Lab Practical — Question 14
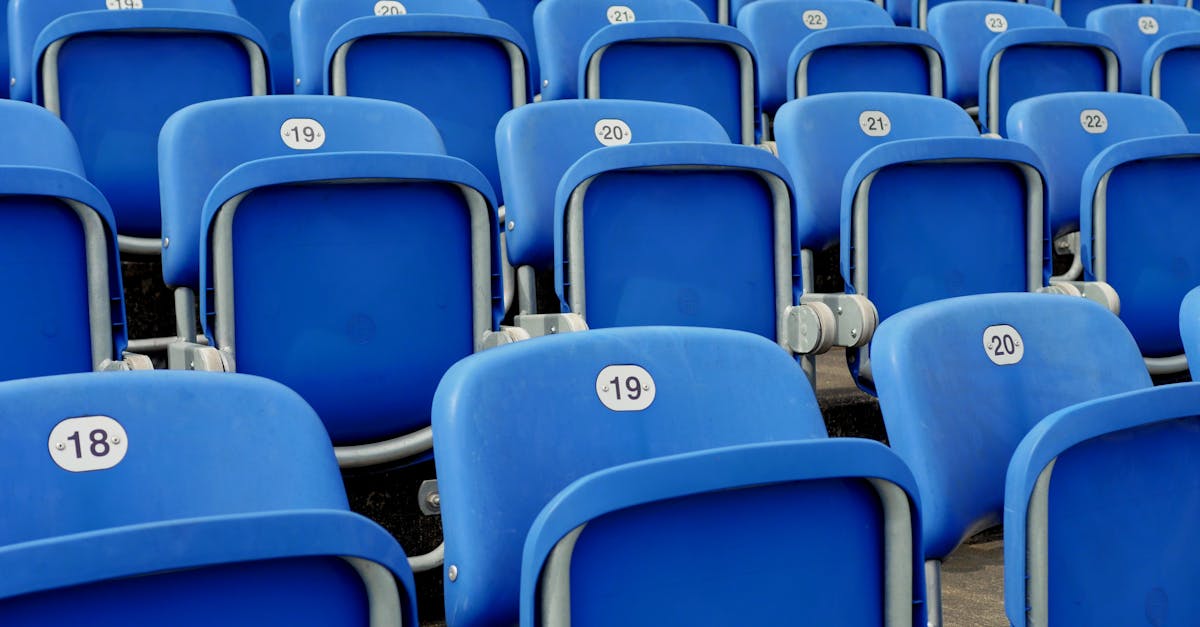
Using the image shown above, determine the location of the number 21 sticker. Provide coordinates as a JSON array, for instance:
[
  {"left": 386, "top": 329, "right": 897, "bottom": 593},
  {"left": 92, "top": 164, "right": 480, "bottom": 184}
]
[
  {"left": 983, "top": 324, "right": 1024, "bottom": 366},
  {"left": 859, "top": 111, "right": 891, "bottom": 137},
  {"left": 48, "top": 416, "right": 128, "bottom": 473},
  {"left": 596, "top": 365, "right": 656, "bottom": 411}
]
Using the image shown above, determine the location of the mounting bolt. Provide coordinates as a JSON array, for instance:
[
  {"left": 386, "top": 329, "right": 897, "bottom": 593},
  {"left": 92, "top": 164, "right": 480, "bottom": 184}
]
[
  {"left": 448, "top": 565, "right": 459, "bottom": 582},
  {"left": 849, "top": 329, "right": 858, "bottom": 339},
  {"left": 643, "top": 384, "right": 650, "bottom": 391},
  {"left": 163, "top": 237, "right": 170, "bottom": 248},
  {"left": 425, "top": 492, "right": 440, "bottom": 509},
  {"left": 602, "top": 385, "right": 609, "bottom": 392},
  {"left": 507, "top": 221, "right": 515, "bottom": 231},
  {"left": 111, "top": 436, "right": 121, "bottom": 445},
  {"left": 549, "top": 326, "right": 557, "bottom": 334},
  {"left": 55, "top": 442, "right": 65, "bottom": 451}
]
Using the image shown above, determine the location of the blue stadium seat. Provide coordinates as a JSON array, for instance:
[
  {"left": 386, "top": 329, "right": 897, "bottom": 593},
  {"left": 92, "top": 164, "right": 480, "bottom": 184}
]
[
  {"left": 434, "top": 326, "right": 924, "bottom": 626},
  {"left": 0, "top": 371, "right": 417, "bottom": 626},
  {"left": 1031, "top": 0, "right": 1145, "bottom": 27},
  {"left": 290, "top": 0, "right": 532, "bottom": 204},
  {"left": 233, "top": 0, "right": 295, "bottom": 94},
  {"left": 159, "top": 95, "right": 507, "bottom": 468},
  {"left": 1008, "top": 93, "right": 1196, "bottom": 372},
  {"left": 738, "top": 0, "right": 945, "bottom": 123},
  {"left": 534, "top": 0, "right": 761, "bottom": 144},
  {"left": 916, "top": 0, "right": 1019, "bottom": 30},
  {"left": 929, "top": 1, "right": 1066, "bottom": 108},
  {"left": 1142, "top": 30, "right": 1200, "bottom": 131},
  {"left": 871, "top": 293, "right": 1152, "bottom": 625},
  {"left": 1004, "top": 382, "right": 1200, "bottom": 626},
  {"left": 774, "top": 92, "right": 1047, "bottom": 391},
  {"left": 477, "top": 0, "right": 543, "bottom": 82},
  {"left": 1087, "top": 4, "right": 1200, "bottom": 93},
  {"left": 8, "top": 0, "right": 270, "bottom": 252},
  {"left": 0, "top": 100, "right": 147, "bottom": 379},
  {"left": 977, "top": 21, "right": 1118, "bottom": 135},
  {"left": 692, "top": 0, "right": 727, "bottom": 22}
]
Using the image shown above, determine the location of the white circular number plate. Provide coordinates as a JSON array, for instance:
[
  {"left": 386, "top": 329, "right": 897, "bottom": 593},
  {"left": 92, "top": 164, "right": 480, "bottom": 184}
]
[
  {"left": 281, "top": 118, "right": 327, "bottom": 150},
  {"left": 596, "top": 365, "right": 656, "bottom": 412},
  {"left": 375, "top": 1, "right": 407, "bottom": 16},
  {"left": 803, "top": 10, "right": 829, "bottom": 30},
  {"left": 859, "top": 110, "right": 892, "bottom": 137},
  {"left": 983, "top": 324, "right": 1024, "bottom": 366},
  {"left": 594, "top": 119, "right": 632, "bottom": 146},
  {"left": 1079, "top": 109, "right": 1108, "bottom": 134},
  {"left": 607, "top": 5, "right": 636, "bottom": 23},
  {"left": 48, "top": 416, "right": 129, "bottom": 473},
  {"left": 985, "top": 13, "right": 1008, "bottom": 33},
  {"left": 1139, "top": 16, "right": 1159, "bottom": 35},
  {"left": 106, "top": 0, "right": 143, "bottom": 9}
]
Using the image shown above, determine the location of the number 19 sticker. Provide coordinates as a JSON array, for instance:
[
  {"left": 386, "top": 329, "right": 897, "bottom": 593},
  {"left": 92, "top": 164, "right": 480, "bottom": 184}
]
[
  {"left": 281, "top": 118, "right": 327, "bottom": 150},
  {"left": 596, "top": 365, "right": 655, "bottom": 411},
  {"left": 49, "top": 416, "right": 128, "bottom": 473},
  {"left": 983, "top": 324, "right": 1024, "bottom": 366}
]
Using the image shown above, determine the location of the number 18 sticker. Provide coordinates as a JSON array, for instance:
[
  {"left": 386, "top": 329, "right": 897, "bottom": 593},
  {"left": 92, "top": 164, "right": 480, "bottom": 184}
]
[
  {"left": 596, "top": 365, "right": 655, "bottom": 411},
  {"left": 983, "top": 324, "right": 1024, "bottom": 366},
  {"left": 48, "top": 416, "right": 128, "bottom": 473}
]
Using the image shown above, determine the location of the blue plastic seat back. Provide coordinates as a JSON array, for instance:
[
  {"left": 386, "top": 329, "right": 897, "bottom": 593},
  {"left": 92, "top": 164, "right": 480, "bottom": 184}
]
[
  {"left": 535, "top": 0, "right": 758, "bottom": 143},
  {"left": 1006, "top": 92, "right": 1186, "bottom": 238},
  {"left": 0, "top": 371, "right": 416, "bottom": 626},
  {"left": 1031, "top": 0, "right": 1143, "bottom": 26},
  {"left": 496, "top": 99, "right": 730, "bottom": 269},
  {"left": 160, "top": 95, "right": 445, "bottom": 291},
  {"left": 738, "top": 0, "right": 896, "bottom": 112},
  {"left": 691, "top": 0, "right": 724, "bottom": 21},
  {"left": 10, "top": 0, "right": 270, "bottom": 239},
  {"left": 0, "top": 100, "right": 125, "bottom": 381},
  {"left": 1004, "top": 383, "right": 1200, "bottom": 627},
  {"left": 732, "top": 0, "right": 884, "bottom": 24},
  {"left": 929, "top": 1, "right": 1065, "bottom": 107},
  {"left": 522, "top": 439, "right": 925, "bottom": 627},
  {"left": 980, "top": 26, "right": 1119, "bottom": 136},
  {"left": 773, "top": 92, "right": 979, "bottom": 251},
  {"left": 1183, "top": 286, "right": 1200, "bottom": 376},
  {"left": 290, "top": 0, "right": 529, "bottom": 204},
  {"left": 433, "top": 326, "right": 828, "bottom": 626},
  {"left": 872, "top": 293, "right": 1151, "bottom": 560},
  {"left": 1146, "top": 32, "right": 1200, "bottom": 131},
  {"left": 535, "top": 0, "right": 708, "bottom": 100},
  {"left": 233, "top": 0, "right": 295, "bottom": 93},
  {"left": 1087, "top": 5, "right": 1200, "bottom": 92},
  {"left": 553, "top": 142, "right": 793, "bottom": 338},
  {"left": 916, "top": 0, "right": 1019, "bottom": 30},
  {"left": 478, "top": 0, "right": 543, "bottom": 81}
]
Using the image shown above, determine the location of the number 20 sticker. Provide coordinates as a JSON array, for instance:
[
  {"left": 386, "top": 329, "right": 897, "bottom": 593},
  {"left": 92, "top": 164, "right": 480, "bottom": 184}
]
[
  {"left": 983, "top": 324, "right": 1024, "bottom": 366},
  {"left": 594, "top": 119, "right": 632, "bottom": 146},
  {"left": 48, "top": 416, "right": 128, "bottom": 473},
  {"left": 281, "top": 118, "right": 327, "bottom": 150},
  {"left": 596, "top": 365, "right": 656, "bottom": 411},
  {"left": 106, "top": 0, "right": 143, "bottom": 9},
  {"left": 375, "top": 1, "right": 407, "bottom": 16}
]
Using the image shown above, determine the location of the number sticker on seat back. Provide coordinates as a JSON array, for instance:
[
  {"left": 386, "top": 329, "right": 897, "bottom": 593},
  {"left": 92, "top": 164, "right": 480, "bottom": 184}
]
[
  {"left": 1139, "top": 16, "right": 1159, "bottom": 35},
  {"left": 985, "top": 13, "right": 1008, "bottom": 33},
  {"left": 49, "top": 416, "right": 129, "bottom": 473},
  {"left": 281, "top": 119, "right": 327, "bottom": 150},
  {"left": 375, "top": 1, "right": 407, "bottom": 15},
  {"left": 859, "top": 111, "right": 891, "bottom": 137},
  {"left": 607, "top": 6, "right": 636, "bottom": 23},
  {"left": 1080, "top": 109, "right": 1108, "bottom": 134},
  {"left": 106, "top": 0, "right": 143, "bottom": 9},
  {"left": 594, "top": 119, "right": 632, "bottom": 146},
  {"left": 803, "top": 10, "right": 829, "bottom": 30},
  {"left": 596, "top": 365, "right": 656, "bottom": 411},
  {"left": 983, "top": 324, "right": 1024, "bottom": 365}
]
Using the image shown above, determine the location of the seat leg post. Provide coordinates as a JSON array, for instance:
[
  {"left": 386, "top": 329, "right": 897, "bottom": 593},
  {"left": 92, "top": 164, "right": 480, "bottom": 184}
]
[
  {"left": 174, "top": 287, "right": 197, "bottom": 344},
  {"left": 517, "top": 265, "right": 537, "bottom": 315},
  {"left": 925, "top": 559, "right": 943, "bottom": 627}
]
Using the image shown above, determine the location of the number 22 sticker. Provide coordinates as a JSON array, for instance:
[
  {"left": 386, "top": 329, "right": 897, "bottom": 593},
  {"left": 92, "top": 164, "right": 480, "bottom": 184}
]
[
  {"left": 983, "top": 324, "right": 1024, "bottom": 366},
  {"left": 596, "top": 365, "right": 656, "bottom": 411}
]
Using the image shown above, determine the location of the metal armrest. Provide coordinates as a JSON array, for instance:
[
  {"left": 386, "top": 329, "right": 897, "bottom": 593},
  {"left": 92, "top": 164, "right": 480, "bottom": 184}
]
[{"left": 784, "top": 294, "right": 877, "bottom": 355}]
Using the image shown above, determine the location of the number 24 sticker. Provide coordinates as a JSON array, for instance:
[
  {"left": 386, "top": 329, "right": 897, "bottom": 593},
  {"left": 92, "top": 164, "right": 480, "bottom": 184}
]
[{"left": 596, "top": 365, "right": 656, "bottom": 411}]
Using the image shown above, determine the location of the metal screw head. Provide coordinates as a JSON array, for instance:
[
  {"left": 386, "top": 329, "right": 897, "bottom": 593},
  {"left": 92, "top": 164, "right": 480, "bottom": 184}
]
[
  {"left": 549, "top": 326, "right": 557, "bottom": 334},
  {"left": 836, "top": 306, "right": 844, "bottom": 314},
  {"left": 111, "top": 436, "right": 121, "bottom": 445},
  {"left": 602, "top": 385, "right": 609, "bottom": 392},
  {"left": 9, "top": 78, "right": 14, "bottom": 87},
  {"left": 849, "top": 329, "right": 858, "bottom": 338},
  {"left": 643, "top": 384, "right": 650, "bottom": 391},
  {"left": 448, "top": 565, "right": 459, "bottom": 582},
  {"left": 55, "top": 442, "right": 65, "bottom": 451},
  {"left": 295, "top": 78, "right": 302, "bottom": 86},
  {"left": 507, "top": 221, "right": 515, "bottom": 231},
  {"left": 425, "top": 492, "right": 440, "bottom": 508},
  {"left": 543, "top": 79, "right": 550, "bottom": 87},
  {"left": 162, "top": 237, "right": 170, "bottom": 249}
]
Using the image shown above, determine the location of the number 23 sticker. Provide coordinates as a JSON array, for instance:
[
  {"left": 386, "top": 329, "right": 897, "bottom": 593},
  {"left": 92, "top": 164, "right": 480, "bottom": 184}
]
[
  {"left": 983, "top": 324, "right": 1024, "bottom": 366},
  {"left": 596, "top": 365, "right": 656, "bottom": 411},
  {"left": 49, "top": 415, "right": 128, "bottom": 473}
]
